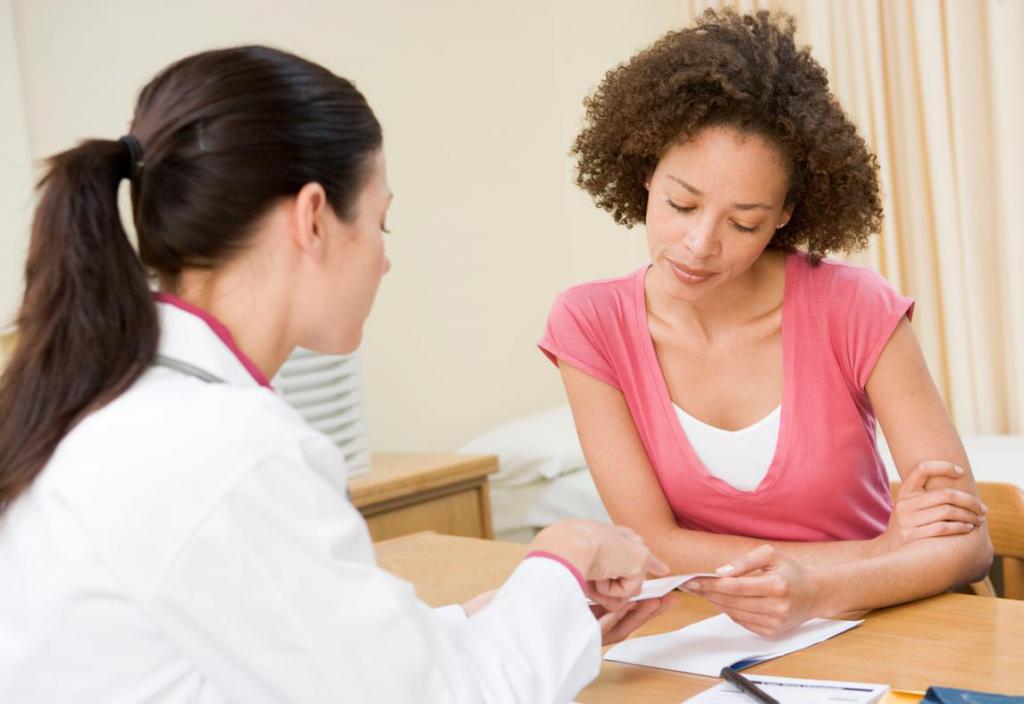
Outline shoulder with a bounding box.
[792,253,895,299]
[549,268,645,320]
[35,370,343,599]
[78,369,324,465]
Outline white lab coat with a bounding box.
[0,300,600,703]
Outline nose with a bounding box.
[682,214,720,259]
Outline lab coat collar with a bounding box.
[155,293,272,389]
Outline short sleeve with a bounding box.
[828,265,915,390]
[538,291,620,389]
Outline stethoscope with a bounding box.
[154,354,225,384]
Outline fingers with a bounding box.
[687,574,786,598]
[908,520,978,541]
[587,589,631,613]
[592,575,644,600]
[598,595,676,645]
[902,460,964,494]
[591,528,668,581]
[720,606,789,637]
[715,544,776,578]
[902,487,986,519]
[913,503,984,528]
[644,552,670,577]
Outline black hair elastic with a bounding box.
[118,135,145,181]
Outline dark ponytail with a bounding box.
[0,46,382,510]
[0,141,157,507]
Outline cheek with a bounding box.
[725,235,773,269]
[645,210,676,250]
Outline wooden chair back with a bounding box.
[977,482,1024,599]
[891,480,1024,599]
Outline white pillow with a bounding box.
[457,405,586,486]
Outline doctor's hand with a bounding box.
[460,589,497,617]
[591,593,677,645]
[882,460,987,552]
[684,545,822,637]
[529,519,669,612]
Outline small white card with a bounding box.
[587,572,718,605]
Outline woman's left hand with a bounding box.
[591,594,676,644]
[683,545,822,637]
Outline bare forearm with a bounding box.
[816,528,993,616]
[646,525,878,573]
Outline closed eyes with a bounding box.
[666,200,760,233]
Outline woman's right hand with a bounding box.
[528,519,669,611]
[883,460,987,551]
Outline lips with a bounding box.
[668,260,715,284]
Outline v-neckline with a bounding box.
[634,254,797,497]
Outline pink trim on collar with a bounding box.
[154,292,272,388]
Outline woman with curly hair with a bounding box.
[540,9,993,635]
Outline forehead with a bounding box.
[657,127,789,202]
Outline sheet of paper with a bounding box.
[603,613,863,676]
[682,674,889,703]
[586,572,719,605]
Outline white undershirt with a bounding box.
[673,403,782,492]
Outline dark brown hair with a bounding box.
[572,9,882,260]
[0,46,382,510]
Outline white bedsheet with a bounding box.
[490,468,610,542]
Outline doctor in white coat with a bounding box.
[0,46,674,703]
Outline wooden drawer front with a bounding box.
[364,488,485,542]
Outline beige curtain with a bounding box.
[685,0,1024,435]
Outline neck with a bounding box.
[164,259,296,381]
[647,250,785,341]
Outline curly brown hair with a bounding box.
[572,9,882,261]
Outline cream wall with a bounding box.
[6,0,683,451]
[0,0,31,326]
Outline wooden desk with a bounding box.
[349,454,497,541]
[376,531,1024,701]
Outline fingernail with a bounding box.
[716,564,735,575]
[955,466,964,475]
[981,503,989,514]
[686,581,701,590]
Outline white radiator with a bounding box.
[273,349,370,477]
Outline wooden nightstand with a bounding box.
[348,453,498,542]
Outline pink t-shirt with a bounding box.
[539,253,915,542]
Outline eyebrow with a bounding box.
[667,175,773,211]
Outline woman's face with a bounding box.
[302,149,392,354]
[644,127,792,303]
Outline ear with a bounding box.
[291,182,330,261]
[778,202,795,229]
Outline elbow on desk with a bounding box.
[959,529,994,586]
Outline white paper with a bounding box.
[603,613,863,676]
[682,674,889,703]
[586,573,718,605]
